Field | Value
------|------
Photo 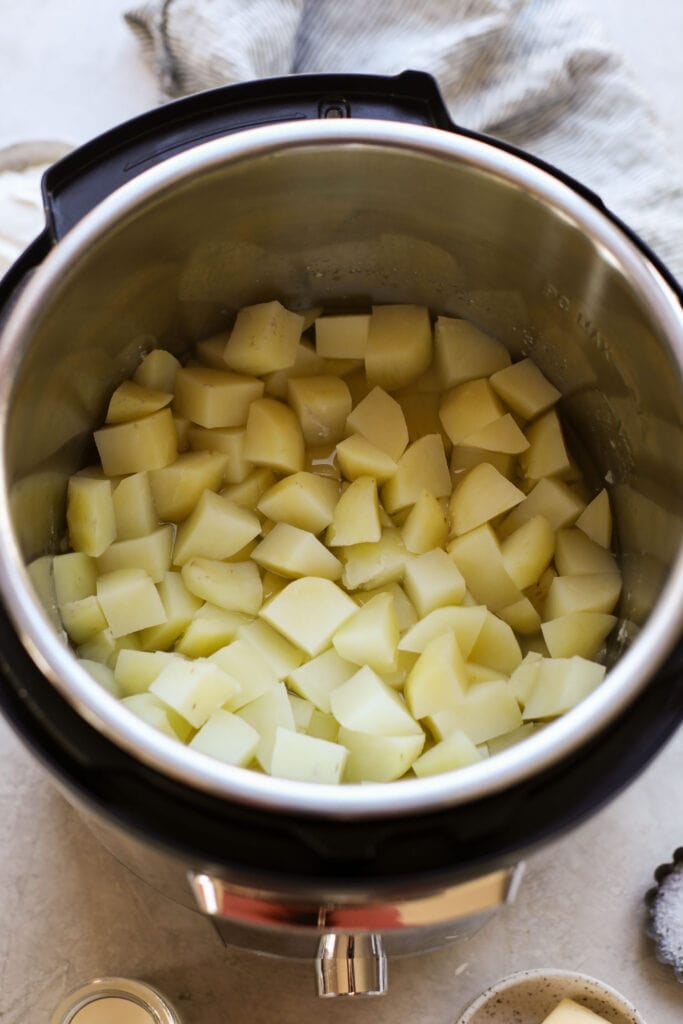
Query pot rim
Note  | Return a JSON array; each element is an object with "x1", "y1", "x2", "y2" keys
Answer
[{"x1": 0, "y1": 117, "x2": 682, "y2": 819}]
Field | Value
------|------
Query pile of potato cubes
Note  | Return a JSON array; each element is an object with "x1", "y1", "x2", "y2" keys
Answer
[{"x1": 31, "y1": 300, "x2": 622, "y2": 785}]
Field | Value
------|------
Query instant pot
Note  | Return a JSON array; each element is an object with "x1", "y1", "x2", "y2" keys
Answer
[{"x1": 0, "y1": 71, "x2": 682, "y2": 996}]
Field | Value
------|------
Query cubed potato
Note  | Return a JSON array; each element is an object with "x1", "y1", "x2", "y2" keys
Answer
[
  {"x1": 439, "y1": 379, "x2": 505, "y2": 446},
  {"x1": 105, "y1": 381, "x2": 173, "y2": 424},
  {"x1": 462, "y1": 414, "x2": 529, "y2": 455},
  {"x1": 396, "y1": 391, "x2": 452, "y2": 453},
  {"x1": 174, "y1": 367, "x2": 264, "y2": 429},
  {"x1": 403, "y1": 548, "x2": 466, "y2": 618},
  {"x1": 222, "y1": 467, "x2": 276, "y2": 508},
  {"x1": 174, "y1": 416, "x2": 191, "y2": 451},
  {"x1": 335, "y1": 434, "x2": 397, "y2": 483},
  {"x1": 345, "y1": 386, "x2": 409, "y2": 461},
  {"x1": 149, "y1": 451, "x2": 228, "y2": 522},
  {"x1": 176, "y1": 604, "x2": 250, "y2": 658},
  {"x1": 450, "y1": 446, "x2": 515, "y2": 482},
  {"x1": 261, "y1": 571, "x2": 289, "y2": 602},
  {"x1": 77, "y1": 628, "x2": 141, "y2": 668},
  {"x1": 287, "y1": 375, "x2": 352, "y2": 446},
  {"x1": 187, "y1": 425, "x2": 252, "y2": 484},
  {"x1": 498, "y1": 477, "x2": 586, "y2": 538},
  {"x1": 78, "y1": 658, "x2": 120, "y2": 696},
  {"x1": 500, "y1": 514, "x2": 555, "y2": 590},
  {"x1": 468, "y1": 610, "x2": 522, "y2": 675},
  {"x1": 575, "y1": 488, "x2": 612, "y2": 548},
  {"x1": 211, "y1": 639, "x2": 280, "y2": 709},
  {"x1": 114, "y1": 649, "x2": 176, "y2": 696},
  {"x1": 223, "y1": 300, "x2": 303, "y2": 375},
  {"x1": 287, "y1": 648, "x2": 358, "y2": 713},
  {"x1": 150, "y1": 655, "x2": 240, "y2": 728},
  {"x1": 252, "y1": 523, "x2": 342, "y2": 580},
  {"x1": 541, "y1": 999, "x2": 612, "y2": 1023},
  {"x1": 262, "y1": 340, "x2": 328, "y2": 400},
  {"x1": 96, "y1": 524, "x2": 174, "y2": 583},
  {"x1": 433, "y1": 316, "x2": 511, "y2": 388},
  {"x1": 315, "y1": 314, "x2": 370, "y2": 359},
  {"x1": 237, "y1": 619, "x2": 304, "y2": 679},
  {"x1": 306, "y1": 444, "x2": 341, "y2": 479},
  {"x1": 499, "y1": 596, "x2": 542, "y2": 636},
  {"x1": 257, "y1": 472, "x2": 339, "y2": 534},
  {"x1": 53, "y1": 551, "x2": 97, "y2": 606},
  {"x1": 137, "y1": 571, "x2": 203, "y2": 651},
  {"x1": 192, "y1": 334, "x2": 234, "y2": 371},
  {"x1": 173, "y1": 491, "x2": 261, "y2": 565},
  {"x1": 339, "y1": 528, "x2": 409, "y2": 591},
  {"x1": 365, "y1": 304, "x2": 432, "y2": 390},
  {"x1": 94, "y1": 409, "x2": 178, "y2": 476},
  {"x1": 448, "y1": 525, "x2": 522, "y2": 611},
  {"x1": 269, "y1": 727, "x2": 348, "y2": 784},
  {"x1": 427, "y1": 679, "x2": 522, "y2": 746},
  {"x1": 181, "y1": 558, "x2": 263, "y2": 615},
  {"x1": 244, "y1": 397, "x2": 305, "y2": 475},
  {"x1": 489, "y1": 358, "x2": 561, "y2": 420},
  {"x1": 405, "y1": 631, "x2": 469, "y2": 720},
  {"x1": 449, "y1": 463, "x2": 525, "y2": 537},
  {"x1": 340, "y1": 728, "x2": 424, "y2": 782},
  {"x1": 96, "y1": 568, "x2": 167, "y2": 638},
  {"x1": 260, "y1": 577, "x2": 357, "y2": 655},
  {"x1": 121, "y1": 692, "x2": 192, "y2": 741},
  {"x1": 554, "y1": 527, "x2": 618, "y2": 576},
  {"x1": 398, "y1": 604, "x2": 487, "y2": 658},
  {"x1": 354, "y1": 582, "x2": 417, "y2": 633},
  {"x1": 189, "y1": 709, "x2": 260, "y2": 767},
  {"x1": 330, "y1": 666, "x2": 423, "y2": 737},
  {"x1": 60, "y1": 595, "x2": 108, "y2": 645},
  {"x1": 509, "y1": 651, "x2": 543, "y2": 705},
  {"x1": 521, "y1": 656, "x2": 606, "y2": 719},
  {"x1": 332, "y1": 591, "x2": 399, "y2": 674},
  {"x1": 327, "y1": 476, "x2": 381, "y2": 547},
  {"x1": 289, "y1": 694, "x2": 315, "y2": 732},
  {"x1": 382, "y1": 434, "x2": 451, "y2": 514},
  {"x1": 67, "y1": 476, "x2": 116, "y2": 557},
  {"x1": 401, "y1": 490, "x2": 448, "y2": 554},
  {"x1": 307, "y1": 709, "x2": 340, "y2": 742},
  {"x1": 544, "y1": 573, "x2": 622, "y2": 618},
  {"x1": 487, "y1": 722, "x2": 537, "y2": 755},
  {"x1": 112, "y1": 472, "x2": 157, "y2": 540},
  {"x1": 520, "y1": 409, "x2": 571, "y2": 481},
  {"x1": 133, "y1": 348, "x2": 181, "y2": 392},
  {"x1": 412, "y1": 730, "x2": 483, "y2": 777},
  {"x1": 541, "y1": 611, "x2": 617, "y2": 659},
  {"x1": 236, "y1": 684, "x2": 296, "y2": 772}
]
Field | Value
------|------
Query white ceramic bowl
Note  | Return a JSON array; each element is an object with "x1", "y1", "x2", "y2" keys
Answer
[{"x1": 456, "y1": 968, "x2": 647, "y2": 1024}]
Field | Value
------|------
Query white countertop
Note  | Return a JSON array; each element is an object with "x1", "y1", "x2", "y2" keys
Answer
[{"x1": 0, "y1": 3, "x2": 682, "y2": 1022}]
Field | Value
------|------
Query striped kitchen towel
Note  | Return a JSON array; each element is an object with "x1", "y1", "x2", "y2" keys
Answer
[{"x1": 126, "y1": 0, "x2": 683, "y2": 279}]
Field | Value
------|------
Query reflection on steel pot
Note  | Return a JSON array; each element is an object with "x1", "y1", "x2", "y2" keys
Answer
[{"x1": 0, "y1": 72, "x2": 682, "y2": 996}]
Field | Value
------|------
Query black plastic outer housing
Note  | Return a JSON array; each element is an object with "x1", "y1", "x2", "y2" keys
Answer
[{"x1": 0, "y1": 71, "x2": 682, "y2": 889}]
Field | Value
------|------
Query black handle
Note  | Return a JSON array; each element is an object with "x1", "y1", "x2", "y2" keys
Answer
[{"x1": 43, "y1": 70, "x2": 454, "y2": 241}]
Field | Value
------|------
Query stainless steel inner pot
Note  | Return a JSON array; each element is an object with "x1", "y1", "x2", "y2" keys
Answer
[{"x1": 0, "y1": 115, "x2": 682, "y2": 989}]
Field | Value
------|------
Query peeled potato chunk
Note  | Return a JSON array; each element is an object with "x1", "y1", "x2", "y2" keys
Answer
[
  {"x1": 244, "y1": 397, "x2": 305, "y2": 475},
  {"x1": 238, "y1": 619, "x2": 304, "y2": 679},
  {"x1": 176, "y1": 604, "x2": 250, "y2": 658},
  {"x1": 222, "y1": 467, "x2": 276, "y2": 508},
  {"x1": 327, "y1": 476, "x2": 381, "y2": 547},
  {"x1": 269, "y1": 727, "x2": 348, "y2": 784},
  {"x1": 355, "y1": 581, "x2": 417, "y2": 633},
  {"x1": 575, "y1": 488, "x2": 612, "y2": 548},
  {"x1": 403, "y1": 547, "x2": 466, "y2": 618},
  {"x1": 544, "y1": 572, "x2": 622, "y2": 618},
  {"x1": 94, "y1": 409, "x2": 178, "y2": 476},
  {"x1": 541, "y1": 611, "x2": 617, "y2": 659},
  {"x1": 121, "y1": 692, "x2": 192, "y2": 741},
  {"x1": 489, "y1": 357, "x2": 561, "y2": 420},
  {"x1": 499, "y1": 477, "x2": 585, "y2": 537},
  {"x1": 236, "y1": 684, "x2": 296, "y2": 772},
  {"x1": 315, "y1": 313, "x2": 370, "y2": 359},
  {"x1": 189, "y1": 709, "x2": 260, "y2": 767},
  {"x1": 339, "y1": 528, "x2": 409, "y2": 591},
  {"x1": 53, "y1": 551, "x2": 97, "y2": 606},
  {"x1": 468, "y1": 610, "x2": 523, "y2": 675},
  {"x1": 181, "y1": 557, "x2": 263, "y2": 615},
  {"x1": 554, "y1": 527, "x2": 618, "y2": 576},
  {"x1": 112, "y1": 472, "x2": 157, "y2": 540},
  {"x1": 173, "y1": 491, "x2": 261, "y2": 565},
  {"x1": 211, "y1": 639, "x2": 280, "y2": 710},
  {"x1": 223, "y1": 300, "x2": 303, "y2": 376},
  {"x1": 252, "y1": 523, "x2": 343, "y2": 581},
  {"x1": 105, "y1": 381, "x2": 173, "y2": 424},
  {"x1": 405, "y1": 631, "x2": 469, "y2": 720},
  {"x1": 287, "y1": 647, "x2": 357, "y2": 713},
  {"x1": 345, "y1": 386, "x2": 409, "y2": 461},
  {"x1": 67, "y1": 476, "x2": 116, "y2": 557},
  {"x1": 187, "y1": 425, "x2": 252, "y2": 484},
  {"x1": 450, "y1": 464, "x2": 525, "y2": 537},
  {"x1": 450, "y1": 445, "x2": 515, "y2": 482},
  {"x1": 401, "y1": 489, "x2": 448, "y2": 554},
  {"x1": 340, "y1": 728, "x2": 424, "y2": 782},
  {"x1": 60, "y1": 596, "x2": 108, "y2": 645},
  {"x1": 413, "y1": 730, "x2": 483, "y2": 777},
  {"x1": 520, "y1": 409, "x2": 571, "y2": 482},
  {"x1": 522, "y1": 656, "x2": 606, "y2": 719},
  {"x1": 174, "y1": 367, "x2": 264, "y2": 429},
  {"x1": 399, "y1": 605, "x2": 487, "y2": 659},
  {"x1": 96, "y1": 524, "x2": 174, "y2": 583},
  {"x1": 150, "y1": 655, "x2": 240, "y2": 729},
  {"x1": 260, "y1": 577, "x2": 357, "y2": 656},
  {"x1": 287, "y1": 375, "x2": 352, "y2": 446},
  {"x1": 365, "y1": 304, "x2": 432, "y2": 391},
  {"x1": 335, "y1": 434, "x2": 397, "y2": 483},
  {"x1": 332, "y1": 591, "x2": 399, "y2": 674},
  {"x1": 137, "y1": 571, "x2": 203, "y2": 652},
  {"x1": 114, "y1": 648, "x2": 175, "y2": 696},
  {"x1": 149, "y1": 451, "x2": 228, "y2": 522},
  {"x1": 501, "y1": 514, "x2": 556, "y2": 590},
  {"x1": 462, "y1": 413, "x2": 529, "y2": 455},
  {"x1": 540, "y1": 997, "x2": 612, "y2": 1023},
  {"x1": 427, "y1": 680, "x2": 522, "y2": 745},
  {"x1": 96, "y1": 568, "x2": 167, "y2": 638},
  {"x1": 133, "y1": 349, "x2": 181, "y2": 393},
  {"x1": 257, "y1": 472, "x2": 339, "y2": 534},
  {"x1": 382, "y1": 434, "x2": 451, "y2": 514},
  {"x1": 330, "y1": 666, "x2": 423, "y2": 737},
  {"x1": 499, "y1": 596, "x2": 542, "y2": 636},
  {"x1": 448, "y1": 525, "x2": 522, "y2": 611},
  {"x1": 439, "y1": 378, "x2": 505, "y2": 446},
  {"x1": 433, "y1": 316, "x2": 511, "y2": 388}
]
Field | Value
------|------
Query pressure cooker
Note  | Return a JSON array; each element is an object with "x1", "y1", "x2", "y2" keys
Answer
[{"x1": 0, "y1": 71, "x2": 682, "y2": 997}]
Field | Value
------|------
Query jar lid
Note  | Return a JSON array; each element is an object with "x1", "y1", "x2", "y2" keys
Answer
[{"x1": 50, "y1": 978, "x2": 181, "y2": 1024}]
